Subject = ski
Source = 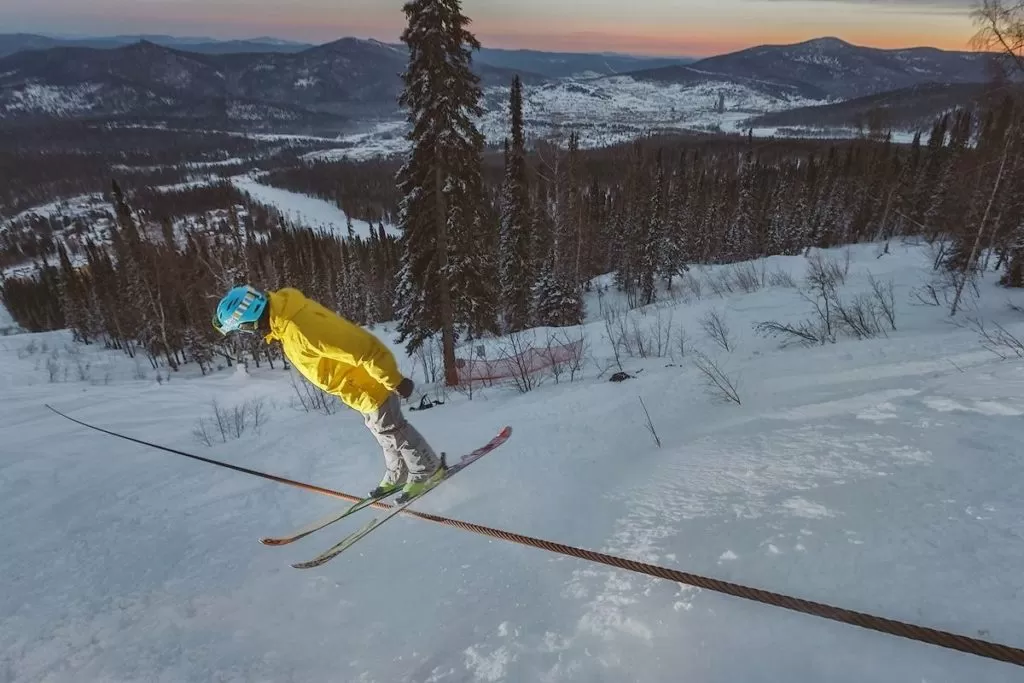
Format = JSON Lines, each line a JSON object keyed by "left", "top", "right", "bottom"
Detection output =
{"left": 260, "top": 487, "right": 401, "bottom": 546}
{"left": 291, "top": 426, "right": 512, "bottom": 569}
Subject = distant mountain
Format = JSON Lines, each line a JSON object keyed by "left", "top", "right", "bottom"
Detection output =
{"left": 470, "top": 47, "right": 693, "bottom": 79}
{"left": 0, "top": 34, "right": 1002, "bottom": 134}
{"left": 0, "top": 33, "right": 689, "bottom": 76}
{"left": 744, "top": 82, "right": 1013, "bottom": 133}
{"left": 620, "top": 63, "right": 827, "bottom": 100}
{"left": 629, "top": 37, "right": 997, "bottom": 100}
{"left": 0, "top": 33, "right": 315, "bottom": 58}
{"left": 0, "top": 34, "right": 66, "bottom": 58}
{"left": 0, "top": 38, "right": 531, "bottom": 129}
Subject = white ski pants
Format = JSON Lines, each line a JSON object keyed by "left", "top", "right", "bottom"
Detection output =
{"left": 363, "top": 393, "right": 440, "bottom": 485}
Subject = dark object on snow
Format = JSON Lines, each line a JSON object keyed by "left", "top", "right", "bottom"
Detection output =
{"left": 397, "top": 376, "right": 415, "bottom": 399}
{"left": 410, "top": 395, "right": 444, "bottom": 411}
{"left": 609, "top": 371, "right": 633, "bottom": 382}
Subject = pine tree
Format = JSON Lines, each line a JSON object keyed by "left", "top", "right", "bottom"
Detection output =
{"left": 639, "top": 149, "right": 665, "bottom": 305}
{"left": 499, "top": 76, "right": 533, "bottom": 333}
{"left": 727, "top": 149, "right": 755, "bottom": 261}
{"left": 394, "top": 0, "right": 493, "bottom": 384}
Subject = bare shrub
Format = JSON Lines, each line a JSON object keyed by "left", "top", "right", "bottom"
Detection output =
{"left": 731, "top": 262, "right": 765, "bottom": 293}
{"left": 74, "top": 360, "right": 92, "bottom": 382}
{"left": 700, "top": 308, "right": 734, "bottom": 352}
{"left": 964, "top": 316, "right": 1024, "bottom": 360}
{"left": 693, "top": 351, "right": 742, "bottom": 405}
{"left": 649, "top": 309, "right": 673, "bottom": 358}
{"left": 545, "top": 337, "right": 568, "bottom": 385}
{"left": 755, "top": 319, "right": 828, "bottom": 347}
{"left": 767, "top": 267, "right": 797, "bottom": 288}
{"left": 834, "top": 293, "right": 887, "bottom": 340}
{"left": 628, "top": 317, "right": 652, "bottom": 359}
{"left": 192, "top": 420, "right": 214, "bottom": 448}
{"left": 672, "top": 324, "right": 692, "bottom": 360}
{"left": 682, "top": 272, "right": 703, "bottom": 301}
{"left": 290, "top": 371, "right": 340, "bottom": 415}
{"left": 233, "top": 398, "right": 267, "bottom": 438}
{"left": 413, "top": 336, "right": 443, "bottom": 385}
{"left": 498, "top": 330, "right": 544, "bottom": 394}
{"left": 638, "top": 396, "right": 662, "bottom": 448}
{"left": 542, "top": 331, "right": 588, "bottom": 384}
{"left": 706, "top": 271, "right": 734, "bottom": 298}
{"left": 133, "top": 358, "right": 148, "bottom": 381}
{"left": 910, "top": 270, "right": 973, "bottom": 309}
{"left": 561, "top": 330, "right": 588, "bottom": 382}
{"left": 807, "top": 251, "right": 847, "bottom": 289}
{"left": 869, "top": 274, "right": 897, "bottom": 331}
{"left": 46, "top": 357, "right": 61, "bottom": 382}
{"left": 626, "top": 309, "right": 672, "bottom": 360}
{"left": 17, "top": 341, "right": 35, "bottom": 359}
{"left": 910, "top": 282, "right": 942, "bottom": 307}
{"left": 194, "top": 398, "right": 269, "bottom": 446}
{"left": 759, "top": 268, "right": 894, "bottom": 346}
{"left": 602, "top": 305, "right": 628, "bottom": 372}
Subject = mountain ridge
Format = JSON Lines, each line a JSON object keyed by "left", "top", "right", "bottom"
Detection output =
{"left": 0, "top": 34, "right": 1002, "bottom": 132}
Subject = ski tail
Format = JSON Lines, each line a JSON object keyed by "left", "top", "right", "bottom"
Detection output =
{"left": 260, "top": 488, "right": 399, "bottom": 546}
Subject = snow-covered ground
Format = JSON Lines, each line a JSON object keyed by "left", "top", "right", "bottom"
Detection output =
{"left": 231, "top": 175, "right": 399, "bottom": 239}
{"left": 288, "top": 77, "right": 915, "bottom": 157}
{"left": 0, "top": 299, "right": 16, "bottom": 334}
{"left": 478, "top": 76, "right": 824, "bottom": 148}
{"left": 301, "top": 120, "right": 410, "bottom": 163}
{"left": 2, "top": 243, "right": 1023, "bottom": 682}
{"left": 1, "top": 193, "right": 112, "bottom": 226}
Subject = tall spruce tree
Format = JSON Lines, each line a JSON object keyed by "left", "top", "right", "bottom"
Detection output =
{"left": 499, "top": 75, "right": 533, "bottom": 332}
{"left": 394, "top": 0, "right": 492, "bottom": 385}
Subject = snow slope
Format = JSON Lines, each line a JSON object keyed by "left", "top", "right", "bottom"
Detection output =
{"left": 231, "top": 175, "right": 399, "bottom": 239}
{"left": 1, "top": 243, "right": 1023, "bottom": 682}
{"left": 0, "top": 299, "right": 16, "bottom": 334}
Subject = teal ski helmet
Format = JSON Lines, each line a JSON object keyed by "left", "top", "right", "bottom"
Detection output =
{"left": 213, "top": 285, "right": 268, "bottom": 334}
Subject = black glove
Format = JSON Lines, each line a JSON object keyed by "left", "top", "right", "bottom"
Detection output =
{"left": 397, "top": 377, "right": 414, "bottom": 399}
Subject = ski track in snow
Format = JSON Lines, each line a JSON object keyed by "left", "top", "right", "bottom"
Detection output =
{"left": 1, "top": 243, "right": 1023, "bottom": 682}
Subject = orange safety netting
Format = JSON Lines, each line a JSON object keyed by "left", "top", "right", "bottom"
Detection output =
{"left": 454, "top": 338, "right": 584, "bottom": 384}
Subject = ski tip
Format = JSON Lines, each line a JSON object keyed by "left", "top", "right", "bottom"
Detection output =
{"left": 260, "top": 537, "right": 286, "bottom": 546}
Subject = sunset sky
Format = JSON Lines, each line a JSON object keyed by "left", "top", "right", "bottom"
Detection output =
{"left": 2, "top": 0, "right": 982, "bottom": 56}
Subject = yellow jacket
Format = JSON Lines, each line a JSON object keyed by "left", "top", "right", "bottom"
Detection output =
{"left": 263, "top": 288, "right": 403, "bottom": 414}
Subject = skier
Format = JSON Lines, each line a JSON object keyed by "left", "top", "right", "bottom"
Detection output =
{"left": 211, "top": 285, "right": 446, "bottom": 504}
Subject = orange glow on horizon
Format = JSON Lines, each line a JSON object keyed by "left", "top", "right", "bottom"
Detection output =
{"left": 471, "top": 23, "right": 975, "bottom": 57}
{"left": 12, "top": 0, "right": 979, "bottom": 59}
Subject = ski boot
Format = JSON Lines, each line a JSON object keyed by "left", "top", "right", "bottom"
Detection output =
{"left": 369, "top": 477, "right": 403, "bottom": 499}
{"left": 395, "top": 454, "right": 447, "bottom": 504}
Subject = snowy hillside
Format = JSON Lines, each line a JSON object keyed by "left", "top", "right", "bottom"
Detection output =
{"left": 1, "top": 243, "right": 1022, "bottom": 682}
{"left": 231, "top": 176, "right": 399, "bottom": 239}
{"left": 480, "top": 76, "right": 824, "bottom": 147}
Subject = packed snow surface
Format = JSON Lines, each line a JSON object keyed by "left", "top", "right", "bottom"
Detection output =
{"left": 1, "top": 243, "right": 1022, "bottom": 682}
